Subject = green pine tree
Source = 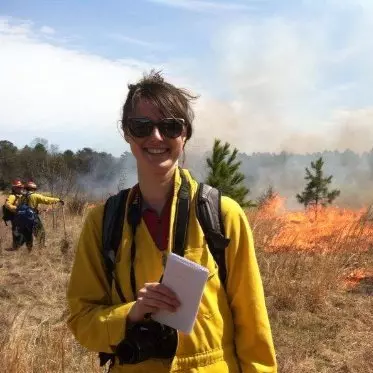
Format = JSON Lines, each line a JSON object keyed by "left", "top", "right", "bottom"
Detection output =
{"left": 296, "top": 157, "right": 340, "bottom": 219}
{"left": 205, "top": 139, "right": 255, "bottom": 208}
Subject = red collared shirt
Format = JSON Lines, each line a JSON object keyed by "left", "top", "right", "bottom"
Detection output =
{"left": 142, "top": 195, "right": 172, "bottom": 251}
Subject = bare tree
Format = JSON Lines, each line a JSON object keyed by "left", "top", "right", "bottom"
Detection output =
{"left": 39, "top": 155, "right": 78, "bottom": 198}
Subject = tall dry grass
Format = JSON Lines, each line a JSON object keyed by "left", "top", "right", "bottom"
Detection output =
{"left": 0, "top": 194, "right": 372, "bottom": 372}
{"left": 249, "top": 200, "right": 373, "bottom": 372}
{"left": 0, "top": 197, "right": 104, "bottom": 373}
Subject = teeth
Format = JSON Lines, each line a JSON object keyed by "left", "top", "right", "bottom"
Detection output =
{"left": 146, "top": 148, "right": 167, "bottom": 154}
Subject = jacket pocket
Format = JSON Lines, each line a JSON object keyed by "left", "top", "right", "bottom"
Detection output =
{"left": 183, "top": 247, "right": 217, "bottom": 276}
{"left": 183, "top": 247, "right": 222, "bottom": 320}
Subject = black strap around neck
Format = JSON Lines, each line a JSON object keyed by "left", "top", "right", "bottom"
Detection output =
{"left": 127, "top": 190, "right": 142, "bottom": 301}
{"left": 172, "top": 169, "right": 190, "bottom": 257}
{"left": 127, "top": 168, "right": 191, "bottom": 300}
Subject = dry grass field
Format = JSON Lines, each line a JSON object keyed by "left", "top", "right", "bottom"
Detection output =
{"left": 0, "top": 193, "right": 372, "bottom": 372}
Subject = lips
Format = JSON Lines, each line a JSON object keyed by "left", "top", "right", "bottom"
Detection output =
{"left": 144, "top": 148, "right": 169, "bottom": 154}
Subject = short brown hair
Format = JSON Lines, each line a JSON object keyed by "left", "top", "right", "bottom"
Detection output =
{"left": 121, "top": 70, "right": 198, "bottom": 141}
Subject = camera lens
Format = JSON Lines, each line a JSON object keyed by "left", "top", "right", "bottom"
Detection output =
{"left": 116, "top": 340, "right": 139, "bottom": 364}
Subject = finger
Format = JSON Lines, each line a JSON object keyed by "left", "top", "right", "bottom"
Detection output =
{"left": 142, "top": 293, "right": 178, "bottom": 312}
{"left": 129, "top": 301, "right": 158, "bottom": 321}
{"left": 135, "top": 297, "right": 159, "bottom": 314}
{"left": 145, "top": 283, "right": 179, "bottom": 301}
{"left": 141, "top": 304, "right": 159, "bottom": 314}
{"left": 142, "top": 296, "right": 178, "bottom": 312}
{"left": 144, "top": 291, "right": 180, "bottom": 308}
{"left": 146, "top": 288, "right": 181, "bottom": 308}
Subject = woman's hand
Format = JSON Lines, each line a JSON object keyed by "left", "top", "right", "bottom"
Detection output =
{"left": 127, "top": 282, "right": 181, "bottom": 323}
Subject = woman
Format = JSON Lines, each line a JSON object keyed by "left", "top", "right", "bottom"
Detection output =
{"left": 67, "top": 71, "right": 277, "bottom": 372}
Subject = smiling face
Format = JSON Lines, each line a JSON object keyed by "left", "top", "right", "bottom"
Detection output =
{"left": 125, "top": 99, "right": 187, "bottom": 176}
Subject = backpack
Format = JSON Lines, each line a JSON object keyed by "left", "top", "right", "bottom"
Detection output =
{"left": 102, "top": 183, "right": 231, "bottom": 299}
{"left": 13, "top": 195, "right": 38, "bottom": 232}
{"left": 2, "top": 205, "right": 14, "bottom": 225}
{"left": 2, "top": 194, "right": 19, "bottom": 225}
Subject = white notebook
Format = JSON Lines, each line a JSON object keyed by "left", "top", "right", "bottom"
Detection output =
{"left": 151, "top": 252, "right": 209, "bottom": 334}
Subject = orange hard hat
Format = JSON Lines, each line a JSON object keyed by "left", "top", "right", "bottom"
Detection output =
{"left": 11, "top": 179, "right": 23, "bottom": 188}
{"left": 25, "top": 181, "right": 37, "bottom": 190}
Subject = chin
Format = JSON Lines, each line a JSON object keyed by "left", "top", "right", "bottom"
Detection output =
{"left": 144, "top": 158, "right": 178, "bottom": 175}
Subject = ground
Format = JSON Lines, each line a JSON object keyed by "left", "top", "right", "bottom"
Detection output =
{"left": 0, "top": 193, "right": 372, "bottom": 372}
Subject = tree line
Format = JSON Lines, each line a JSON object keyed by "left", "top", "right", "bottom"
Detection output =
{"left": 0, "top": 138, "right": 357, "bottom": 215}
{"left": 0, "top": 138, "right": 123, "bottom": 197}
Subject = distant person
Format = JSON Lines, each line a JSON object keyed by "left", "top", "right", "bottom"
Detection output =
{"left": 13, "top": 180, "right": 64, "bottom": 251}
{"left": 3, "top": 179, "right": 24, "bottom": 250}
{"left": 67, "top": 71, "right": 277, "bottom": 372}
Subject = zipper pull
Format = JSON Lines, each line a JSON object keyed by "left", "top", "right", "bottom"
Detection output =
{"left": 162, "top": 252, "right": 168, "bottom": 268}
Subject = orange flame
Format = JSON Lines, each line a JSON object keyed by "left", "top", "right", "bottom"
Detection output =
{"left": 253, "top": 195, "right": 373, "bottom": 253}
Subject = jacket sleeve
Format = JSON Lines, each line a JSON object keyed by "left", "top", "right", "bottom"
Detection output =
{"left": 66, "top": 205, "right": 135, "bottom": 353}
{"left": 222, "top": 197, "right": 277, "bottom": 373}
{"left": 33, "top": 193, "right": 60, "bottom": 205}
{"left": 5, "top": 195, "right": 17, "bottom": 212}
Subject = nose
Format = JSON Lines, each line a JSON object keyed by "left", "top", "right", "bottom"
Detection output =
{"left": 150, "top": 125, "right": 164, "bottom": 140}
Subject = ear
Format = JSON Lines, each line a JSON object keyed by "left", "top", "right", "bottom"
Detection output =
{"left": 182, "top": 131, "right": 187, "bottom": 149}
{"left": 122, "top": 127, "right": 130, "bottom": 143}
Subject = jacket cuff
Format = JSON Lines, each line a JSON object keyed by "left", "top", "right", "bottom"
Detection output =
{"left": 106, "top": 302, "right": 136, "bottom": 347}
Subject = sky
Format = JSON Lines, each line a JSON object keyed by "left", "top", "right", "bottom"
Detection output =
{"left": 1, "top": 0, "right": 373, "bottom": 156}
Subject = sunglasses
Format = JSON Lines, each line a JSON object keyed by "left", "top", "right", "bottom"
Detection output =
{"left": 127, "top": 117, "right": 185, "bottom": 139}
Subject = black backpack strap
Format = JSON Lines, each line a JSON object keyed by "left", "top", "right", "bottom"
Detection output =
{"left": 196, "top": 184, "right": 230, "bottom": 287}
{"left": 127, "top": 191, "right": 142, "bottom": 301}
{"left": 102, "top": 188, "right": 130, "bottom": 303}
{"left": 100, "top": 188, "right": 127, "bottom": 370}
{"left": 20, "top": 193, "right": 31, "bottom": 209}
{"left": 173, "top": 168, "right": 191, "bottom": 257}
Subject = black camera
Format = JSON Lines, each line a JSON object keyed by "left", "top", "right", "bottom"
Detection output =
{"left": 115, "top": 320, "right": 178, "bottom": 364}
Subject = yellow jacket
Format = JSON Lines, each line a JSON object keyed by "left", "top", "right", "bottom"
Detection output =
{"left": 67, "top": 168, "right": 277, "bottom": 373}
{"left": 4, "top": 193, "right": 22, "bottom": 213}
{"left": 22, "top": 192, "right": 60, "bottom": 210}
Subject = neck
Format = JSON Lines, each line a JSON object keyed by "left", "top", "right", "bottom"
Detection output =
{"left": 138, "top": 166, "right": 177, "bottom": 213}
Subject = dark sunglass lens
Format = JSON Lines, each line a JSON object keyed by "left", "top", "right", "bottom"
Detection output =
{"left": 128, "top": 118, "right": 153, "bottom": 137}
{"left": 160, "top": 119, "right": 184, "bottom": 138}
